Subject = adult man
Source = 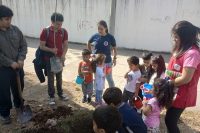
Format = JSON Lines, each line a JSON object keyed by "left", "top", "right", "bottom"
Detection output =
{"left": 0, "top": 5, "right": 27, "bottom": 124}
{"left": 40, "top": 12, "right": 68, "bottom": 105}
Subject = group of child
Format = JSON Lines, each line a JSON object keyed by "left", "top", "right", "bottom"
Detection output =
{"left": 78, "top": 49, "right": 179, "bottom": 133}
{"left": 78, "top": 49, "right": 106, "bottom": 105}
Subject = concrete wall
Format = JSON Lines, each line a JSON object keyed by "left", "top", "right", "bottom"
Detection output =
{"left": 2, "top": 0, "right": 200, "bottom": 52}
{"left": 2, "top": 0, "right": 112, "bottom": 43}
{"left": 115, "top": 0, "right": 200, "bottom": 52}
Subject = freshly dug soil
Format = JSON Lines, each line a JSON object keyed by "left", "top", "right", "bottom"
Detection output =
{"left": 23, "top": 106, "right": 73, "bottom": 133}
{"left": 31, "top": 105, "right": 72, "bottom": 126}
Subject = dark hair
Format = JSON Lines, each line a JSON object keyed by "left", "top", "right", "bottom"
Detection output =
{"left": 51, "top": 12, "right": 64, "bottom": 22}
{"left": 91, "top": 54, "right": 106, "bottom": 73}
{"left": 151, "top": 55, "right": 166, "bottom": 79}
{"left": 82, "top": 49, "right": 91, "bottom": 56}
{"left": 0, "top": 5, "right": 13, "bottom": 19}
{"left": 103, "top": 87, "right": 122, "bottom": 106}
{"left": 127, "top": 56, "right": 139, "bottom": 65}
{"left": 142, "top": 52, "right": 153, "bottom": 60}
{"left": 98, "top": 20, "right": 108, "bottom": 33}
{"left": 153, "top": 78, "right": 175, "bottom": 109}
{"left": 172, "top": 20, "right": 200, "bottom": 55}
{"left": 93, "top": 106, "right": 122, "bottom": 133}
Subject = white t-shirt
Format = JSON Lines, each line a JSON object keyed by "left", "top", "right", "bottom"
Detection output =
{"left": 124, "top": 70, "right": 141, "bottom": 93}
{"left": 95, "top": 66, "right": 105, "bottom": 91}
{"left": 149, "top": 72, "right": 165, "bottom": 85}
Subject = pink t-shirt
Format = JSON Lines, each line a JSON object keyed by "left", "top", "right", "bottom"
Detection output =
{"left": 143, "top": 97, "right": 161, "bottom": 128}
{"left": 168, "top": 46, "right": 200, "bottom": 108}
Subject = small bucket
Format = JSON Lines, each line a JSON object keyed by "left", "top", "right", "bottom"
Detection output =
{"left": 133, "top": 96, "right": 143, "bottom": 109}
{"left": 141, "top": 83, "right": 153, "bottom": 99}
{"left": 105, "top": 66, "right": 112, "bottom": 75}
{"left": 75, "top": 76, "right": 84, "bottom": 85}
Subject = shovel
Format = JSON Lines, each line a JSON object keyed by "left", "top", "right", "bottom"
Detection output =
{"left": 16, "top": 70, "right": 32, "bottom": 124}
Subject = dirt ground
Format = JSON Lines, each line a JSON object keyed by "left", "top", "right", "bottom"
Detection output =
{"left": 0, "top": 72, "right": 199, "bottom": 133}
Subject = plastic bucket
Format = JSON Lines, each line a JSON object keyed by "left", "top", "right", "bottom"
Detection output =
{"left": 133, "top": 96, "right": 143, "bottom": 109}
{"left": 141, "top": 83, "right": 153, "bottom": 99}
{"left": 76, "top": 76, "right": 84, "bottom": 85}
{"left": 105, "top": 66, "right": 112, "bottom": 75}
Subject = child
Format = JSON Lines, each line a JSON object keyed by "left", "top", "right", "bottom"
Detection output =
{"left": 142, "top": 55, "right": 166, "bottom": 99}
{"left": 92, "top": 54, "right": 106, "bottom": 105}
{"left": 103, "top": 87, "right": 147, "bottom": 133}
{"left": 122, "top": 56, "right": 141, "bottom": 106}
{"left": 78, "top": 49, "right": 93, "bottom": 103}
{"left": 140, "top": 52, "right": 154, "bottom": 83}
{"left": 139, "top": 52, "right": 154, "bottom": 99}
{"left": 148, "top": 55, "right": 166, "bottom": 85}
{"left": 142, "top": 78, "right": 175, "bottom": 133}
{"left": 93, "top": 105, "right": 122, "bottom": 133}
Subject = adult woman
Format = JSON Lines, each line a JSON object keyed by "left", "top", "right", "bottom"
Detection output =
{"left": 87, "top": 20, "right": 117, "bottom": 87}
{"left": 165, "top": 21, "right": 200, "bottom": 133}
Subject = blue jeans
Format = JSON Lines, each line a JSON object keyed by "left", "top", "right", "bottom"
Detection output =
{"left": 105, "top": 62, "right": 115, "bottom": 87}
{"left": 82, "top": 82, "right": 93, "bottom": 98}
{"left": 95, "top": 90, "right": 103, "bottom": 103}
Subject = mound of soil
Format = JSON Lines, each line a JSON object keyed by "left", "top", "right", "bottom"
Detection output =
{"left": 32, "top": 105, "right": 73, "bottom": 126}
{"left": 23, "top": 106, "right": 73, "bottom": 133}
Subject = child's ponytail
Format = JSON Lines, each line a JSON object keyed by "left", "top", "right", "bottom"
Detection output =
{"left": 91, "top": 59, "right": 97, "bottom": 73}
{"left": 91, "top": 54, "right": 106, "bottom": 73}
{"left": 153, "top": 78, "right": 175, "bottom": 109}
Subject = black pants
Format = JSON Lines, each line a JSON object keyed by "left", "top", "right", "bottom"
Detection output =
{"left": 46, "top": 62, "right": 63, "bottom": 98}
{"left": 0, "top": 67, "right": 24, "bottom": 117}
{"left": 165, "top": 107, "right": 185, "bottom": 133}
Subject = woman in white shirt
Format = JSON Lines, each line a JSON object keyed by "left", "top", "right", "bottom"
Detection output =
{"left": 149, "top": 55, "right": 166, "bottom": 85}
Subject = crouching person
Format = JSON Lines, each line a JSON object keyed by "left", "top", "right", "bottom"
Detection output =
{"left": 103, "top": 87, "right": 147, "bottom": 133}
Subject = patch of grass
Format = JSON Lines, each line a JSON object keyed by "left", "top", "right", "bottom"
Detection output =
{"left": 59, "top": 109, "right": 94, "bottom": 133}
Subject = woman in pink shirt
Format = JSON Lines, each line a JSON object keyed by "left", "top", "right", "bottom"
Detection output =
{"left": 165, "top": 21, "right": 200, "bottom": 133}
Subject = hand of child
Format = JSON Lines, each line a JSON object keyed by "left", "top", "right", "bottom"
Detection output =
{"left": 144, "top": 89, "right": 153, "bottom": 94}
{"left": 134, "top": 93, "right": 138, "bottom": 98}
{"left": 139, "top": 77, "right": 148, "bottom": 83}
{"left": 142, "top": 99, "right": 148, "bottom": 106}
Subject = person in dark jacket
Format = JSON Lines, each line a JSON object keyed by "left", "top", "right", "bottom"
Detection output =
{"left": 103, "top": 87, "right": 147, "bottom": 133}
{"left": 33, "top": 48, "right": 47, "bottom": 83}
{"left": 0, "top": 5, "right": 27, "bottom": 124}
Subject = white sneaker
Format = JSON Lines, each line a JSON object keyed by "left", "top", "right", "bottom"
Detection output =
{"left": 49, "top": 98, "right": 56, "bottom": 105}
{"left": 59, "top": 94, "right": 69, "bottom": 101}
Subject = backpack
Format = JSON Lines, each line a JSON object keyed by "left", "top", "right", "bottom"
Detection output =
{"left": 34, "top": 27, "right": 65, "bottom": 64}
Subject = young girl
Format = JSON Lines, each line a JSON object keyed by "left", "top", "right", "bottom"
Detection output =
{"left": 149, "top": 55, "right": 166, "bottom": 85}
{"left": 141, "top": 55, "right": 166, "bottom": 100}
{"left": 139, "top": 52, "right": 154, "bottom": 99}
{"left": 142, "top": 78, "right": 175, "bottom": 133}
{"left": 92, "top": 54, "right": 106, "bottom": 105}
